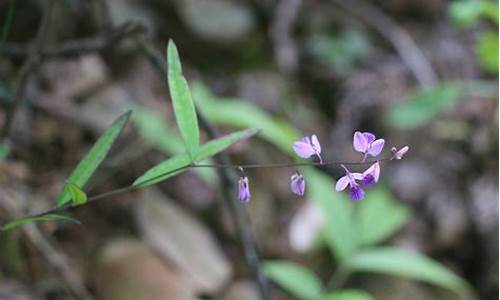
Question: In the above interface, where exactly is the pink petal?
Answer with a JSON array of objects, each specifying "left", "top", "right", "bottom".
[
  {"left": 363, "top": 132, "right": 376, "bottom": 144},
  {"left": 368, "top": 139, "right": 385, "bottom": 156},
  {"left": 293, "top": 141, "right": 315, "bottom": 158},
  {"left": 353, "top": 131, "right": 368, "bottom": 153},
  {"left": 311, "top": 134, "right": 321, "bottom": 153},
  {"left": 335, "top": 175, "right": 350, "bottom": 191}
]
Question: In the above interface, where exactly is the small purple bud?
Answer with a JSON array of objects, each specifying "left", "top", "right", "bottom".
[
  {"left": 238, "top": 176, "right": 251, "bottom": 202},
  {"left": 391, "top": 146, "right": 409, "bottom": 160},
  {"left": 349, "top": 185, "right": 365, "bottom": 201},
  {"left": 290, "top": 172, "right": 306, "bottom": 196}
]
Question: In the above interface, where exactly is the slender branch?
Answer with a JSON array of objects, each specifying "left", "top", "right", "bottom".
[
  {"left": 1, "top": 0, "right": 56, "bottom": 139},
  {"left": 0, "top": 22, "right": 145, "bottom": 59}
]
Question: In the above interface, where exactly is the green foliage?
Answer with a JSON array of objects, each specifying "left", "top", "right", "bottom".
[
  {"left": 2, "top": 214, "right": 79, "bottom": 231},
  {"left": 193, "top": 82, "right": 300, "bottom": 153},
  {"left": 305, "top": 168, "right": 357, "bottom": 262},
  {"left": 450, "top": 0, "right": 498, "bottom": 27},
  {"left": 356, "top": 189, "right": 410, "bottom": 246},
  {"left": 133, "top": 154, "right": 191, "bottom": 188},
  {"left": 56, "top": 111, "right": 131, "bottom": 207},
  {"left": 167, "top": 40, "right": 200, "bottom": 160},
  {"left": 65, "top": 182, "right": 88, "bottom": 206},
  {"left": 348, "top": 247, "right": 469, "bottom": 294},
  {"left": 0, "top": 143, "right": 8, "bottom": 160},
  {"left": 449, "top": 0, "right": 499, "bottom": 73},
  {"left": 133, "top": 128, "right": 259, "bottom": 187},
  {"left": 386, "top": 82, "right": 465, "bottom": 129},
  {"left": 323, "top": 290, "right": 374, "bottom": 300},
  {"left": 476, "top": 30, "right": 499, "bottom": 73},
  {"left": 132, "top": 106, "right": 216, "bottom": 184},
  {"left": 386, "top": 81, "right": 496, "bottom": 129},
  {"left": 194, "top": 128, "right": 259, "bottom": 159},
  {"left": 264, "top": 261, "right": 323, "bottom": 300}
]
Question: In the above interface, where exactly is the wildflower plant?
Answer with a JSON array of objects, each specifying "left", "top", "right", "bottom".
[{"left": 0, "top": 39, "right": 473, "bottom": 300}]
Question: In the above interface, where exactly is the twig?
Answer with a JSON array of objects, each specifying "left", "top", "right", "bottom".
[
  {"left": 270, "top": 0, "right": 303, "bottom": 74},
  {"left": 331, "top": 0, "right": 437, "bottom": 87},
  {"left": 0, "top": 0, "right": 56, "bottom": 139},
  {"left": 0, "top": 22, "right": 144, "bottom": 59},
  {"left": 132, "top": 37, "right": 271, "bottom": 300}
]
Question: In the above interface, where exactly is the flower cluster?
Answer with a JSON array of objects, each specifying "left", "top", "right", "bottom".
[{"left": 237, "top": 131, "right": 408, "bottom": 202}]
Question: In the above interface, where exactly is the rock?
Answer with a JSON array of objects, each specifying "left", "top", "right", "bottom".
[
  {"left": 135, "top": 188, "right": 232, "bottom": 294},
  {"left": 40, "top": 55, "right": 109, "bottom": 99},
  {"left": 94, "top": 238, "right": 195, "bottom": 300},
  {"left": 177, "top": 0, "right": 255, "bottom": 42}
]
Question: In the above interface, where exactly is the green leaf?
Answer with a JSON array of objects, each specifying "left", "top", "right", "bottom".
[
  {"left": 193, "top": 82, "right": 300, "bottom": 153},
  {"left": 133, "top": 128, "right": 260, "bottom": 188},
  {"left": 348, "top": 247, "right": 470, "bottom": 294},
  {"left": 133, "top": 105, "right": 216, "bottom": 184},
  {"left": 2, "top": 214, "right": 80, "bottom": 231},
  {"left": 386, "top": 82, "right": 466, "bottom": 129},
  {"left": 56, "top": 111, "right": 131, "bottom": 207},
  {"left": 194, "top": 128, "right": 259, "bottom": 161},
  {"left": 305, "top": 169, "right": 357, "bottom": 262},
  {"left": 357, "top": 188, "right": 410, "bottom": 246},
  {"left": 132, "top": 154, "right": 191, "bottom": 188},
  {"left": 323, "top": 290, "right": 374, "bottom": 300},
  {"left": 65, "top": 182, "right": 88, "bottom": 206},
  {"left": 264, "top": 260, "right": 323, "bottom": 300},
  {"left": 476, "top": 30, "right": 499, "bottom": 73},
  {"left": 167, "top": 40, "right": 199, "bottom": 160}
]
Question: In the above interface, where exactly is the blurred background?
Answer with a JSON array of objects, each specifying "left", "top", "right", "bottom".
[{"left": 0, "top": 0, "right": 498, "bottom": 299}]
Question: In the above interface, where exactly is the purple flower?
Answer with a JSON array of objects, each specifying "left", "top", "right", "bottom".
[
  {"left": 290, "top": 172, "right": 306, "bottom": 196},
  {"left": 335, "top": 165, "right": 365, "bottom": 201},
  {"left": 362, "top": 162, "right": 380, "bottom": 187},
  {"left": 353, "top": 131, "right": 385, "bottom": 161},
  {"left": 238, "top": 176, "right": 251, "bottom": 202},
  {"left": 293, "top": 134, "right": 323, "bottom": 164},
  {"left": 391, "top": 146, "right": 409, "bottom": 160}
]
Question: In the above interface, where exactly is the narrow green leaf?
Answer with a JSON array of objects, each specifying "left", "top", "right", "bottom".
[
  {"left": 65, "top": 182, "right": 88, "bottom": 206},
  {"left": 132, "top": 105, "right": 216, "bottom": 185},
  {"left": 386, "top": 83, "right": 465, "bottom": 129},
  {"left": 264, "top": 260, "right": 323, "bottom": 300},
  {"left": 2, "top": 214, "right": 80, "bottom": 231},
  {"left": 133, "top": 127, "right": 259, "bottom": 188},
  {"left": 476, "top": 30, "right": 499, "bottom": 73},
  {"left": 357, "top": 188, "right": 410, "bottom": 246},
  {"left": 305, "top": 168, "right": 357, "bottom": 262},
  {"left": 323, "top": 290, "right": 374, "bottom": 300},
  {"left": 193, "top": 82, "right": 300, "bottom": 154},
  {"left": 167, "top": 40, "right": 199, "bottom": 159},
  {"left": 348, "top": 247, "right": 470, "bottom": 294},
  {"left": 56, "top": 111, "right": 131, "bottom": 207},
  {"left": 194, "top": 128, "right": 259, "bottom": 161},
  {"left": 132, "top": 154, "right": 191, "bottom": 188}
]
